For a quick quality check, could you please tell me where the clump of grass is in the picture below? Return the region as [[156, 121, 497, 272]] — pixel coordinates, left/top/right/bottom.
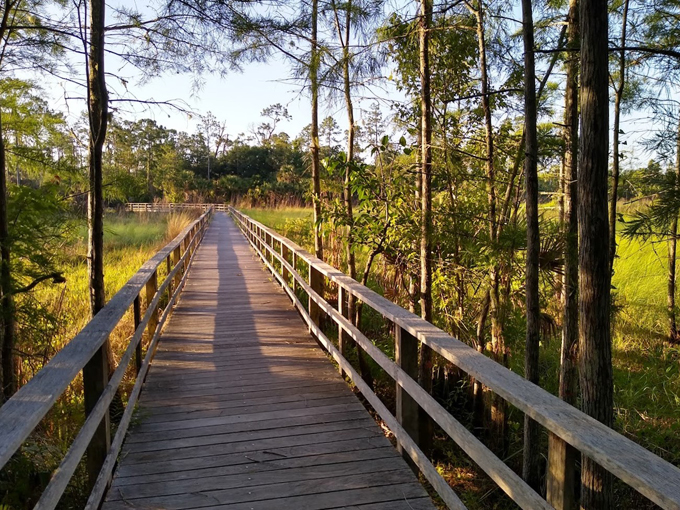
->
[[240, 207, 313, 233], [166, 211, 200, 240]]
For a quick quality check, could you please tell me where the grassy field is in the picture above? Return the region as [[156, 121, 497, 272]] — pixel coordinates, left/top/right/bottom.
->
[[611, 233, 680, 463], [237, 204, 680, 507]]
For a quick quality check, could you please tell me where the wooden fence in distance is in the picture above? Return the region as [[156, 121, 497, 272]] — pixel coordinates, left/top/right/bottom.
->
[[126, 202, 228, 213]]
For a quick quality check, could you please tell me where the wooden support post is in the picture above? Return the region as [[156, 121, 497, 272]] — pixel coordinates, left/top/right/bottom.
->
[[309, 265, 323, 330], [82, 340, 111, 489], [145, 270, 159, 345], [133, 295, 142, 374], [265, 232, 271, 263], [189, 226, 196, 255], [337, 286, 349, 377], [282, 244, 291, 287], [292, 252, 298, 294], [547, 433, 577, 510], [166, 255, 172, 295], [172, 246, 182, 289], [395, 325, 420, 463]]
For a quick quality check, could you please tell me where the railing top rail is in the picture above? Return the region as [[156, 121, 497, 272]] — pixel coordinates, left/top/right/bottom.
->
[[0, 209, 212, 470], [230, 206, 680, 510]]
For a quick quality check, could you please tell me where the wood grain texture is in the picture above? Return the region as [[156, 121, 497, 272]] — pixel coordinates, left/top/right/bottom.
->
[[101, 213, 434, 510]]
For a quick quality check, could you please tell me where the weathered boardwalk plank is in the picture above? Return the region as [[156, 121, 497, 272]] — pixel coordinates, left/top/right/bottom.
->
[[102, 213, 434, 510]]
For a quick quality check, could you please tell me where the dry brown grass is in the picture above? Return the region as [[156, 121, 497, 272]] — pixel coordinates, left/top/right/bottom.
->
[[165, 211, 201, 240]]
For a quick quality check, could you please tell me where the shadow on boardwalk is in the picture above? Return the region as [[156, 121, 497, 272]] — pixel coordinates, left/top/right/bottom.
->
[[101, 213, 435, 510]]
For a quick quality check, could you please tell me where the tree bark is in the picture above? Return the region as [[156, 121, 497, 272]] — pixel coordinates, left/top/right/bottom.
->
[[87, 0, 108, 319], [521, 0, 541, 489], [338, 0, 357, 318], [310, 0, 323, 261], [669, 119, 680, 344], [417, 0, 434, 455], [473, 0, 506, 453], [578, 0, 613, 506], [0, 0, 16, 401], [560, 0, 580, 413], [608, 0, 630, 275], [0, 110, 14, 401], [84, 0, 112, 489]]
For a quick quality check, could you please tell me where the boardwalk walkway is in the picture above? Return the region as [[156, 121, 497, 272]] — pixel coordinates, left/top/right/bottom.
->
[[102, 213, 435, 510]]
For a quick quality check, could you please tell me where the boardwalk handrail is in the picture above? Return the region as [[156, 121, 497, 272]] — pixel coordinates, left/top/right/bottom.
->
[[0, 209, 213, 510], [230, 206, 680, 510], [126, 202, 228, 212]]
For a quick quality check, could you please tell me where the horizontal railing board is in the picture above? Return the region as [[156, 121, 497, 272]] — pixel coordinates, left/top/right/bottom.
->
[[34, 218, 209, 510], [230, 207, 680, 510], [236, 210, 546, 510], [0, 211, 210, 472], [84, 223, 206, 510], [239, 227, 466, 510]]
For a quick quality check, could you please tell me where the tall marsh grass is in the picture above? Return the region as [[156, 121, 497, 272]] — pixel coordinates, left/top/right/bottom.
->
[[2, 211, 199, 509]]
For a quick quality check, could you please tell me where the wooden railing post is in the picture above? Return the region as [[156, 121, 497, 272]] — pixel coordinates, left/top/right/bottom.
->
[[309, 264, 323, 329], [82, 342, 111, 489], [166, 254, 172, 295], [337, 286, 350, 377], [282, 244, 291, 287], [133, 295, 142, 374], [395, 325, 419, 461], [292, 252, 298, 294], [172, 246, 182, 289], [145, 270, 159, 344], [547, 433, 577, 510]]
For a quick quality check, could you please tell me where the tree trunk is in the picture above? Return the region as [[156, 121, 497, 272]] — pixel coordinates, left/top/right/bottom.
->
[[608, 0, 630, 275], [0, 0, 16, 401], [310, 0, 323, 261], [87, 0, 108, 319], [669, 119, 680, 344], [578, 0, 613, 506], [474, 0, 506, 453], [560, 0, 580, 411], [84, 0, 112, 489], [669, 218, 678, 343], [339, 0, 357, 317], [417, 0, 434, 456], [521, 0, 541, 489], [0, 110, 14, 401]]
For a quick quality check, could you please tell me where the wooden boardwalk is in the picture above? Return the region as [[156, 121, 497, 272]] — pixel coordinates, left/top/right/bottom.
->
[[102, 213, 435, 510]]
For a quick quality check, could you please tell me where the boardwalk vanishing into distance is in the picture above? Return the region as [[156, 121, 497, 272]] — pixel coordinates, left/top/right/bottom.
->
[[101, 213, 435, 510]]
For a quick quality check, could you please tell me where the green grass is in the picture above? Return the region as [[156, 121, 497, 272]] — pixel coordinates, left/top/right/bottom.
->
[[611, 232, 680, 464], [240, 207, 315, 252], [240, 207, 313, 233], [75, 212, 169, 249]]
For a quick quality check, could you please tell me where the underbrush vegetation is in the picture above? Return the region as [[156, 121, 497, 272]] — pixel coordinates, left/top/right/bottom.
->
[[243, 203, 680, 509]]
